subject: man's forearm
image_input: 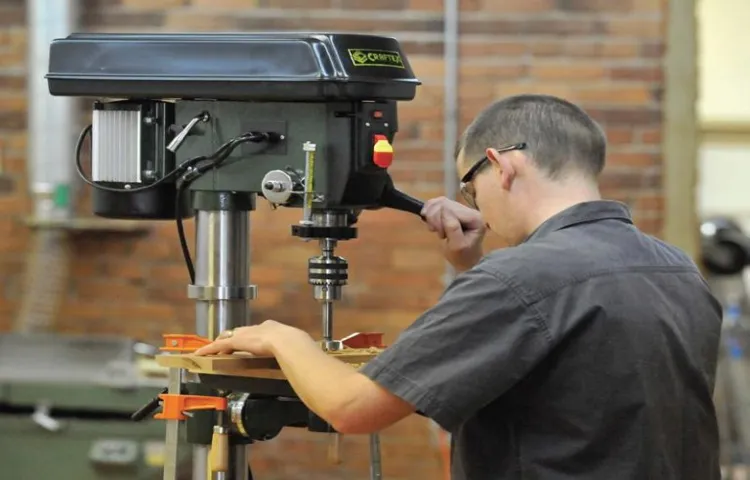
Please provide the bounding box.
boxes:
[269,331,367,428]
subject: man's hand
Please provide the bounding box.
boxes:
[422,196,486,271]
[194,320,312,357]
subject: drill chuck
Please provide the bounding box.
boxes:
[308,256,348,285]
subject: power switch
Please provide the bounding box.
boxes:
[372,134,394,168]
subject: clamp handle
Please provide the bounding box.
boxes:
[131,387,167,422]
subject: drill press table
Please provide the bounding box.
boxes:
[155,347,382,381]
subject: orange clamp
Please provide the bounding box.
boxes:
[161,334,211,353]
[154,394,228,421]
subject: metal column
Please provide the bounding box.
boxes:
[191,205,254,480]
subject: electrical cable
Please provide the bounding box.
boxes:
[174,132,273,284]
[75,124,205,193]
[75,123,275,284]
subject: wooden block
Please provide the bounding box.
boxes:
[155,348,383,380]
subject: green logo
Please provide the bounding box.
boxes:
[348,49,405,68]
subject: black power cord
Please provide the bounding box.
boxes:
[174,132,273,284]
[75,124,207,193]
[75,123,276,284]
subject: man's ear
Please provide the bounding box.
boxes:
[486,147,516,191]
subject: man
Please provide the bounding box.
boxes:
[195,94,723,479]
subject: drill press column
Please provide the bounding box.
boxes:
[189,191,256,480]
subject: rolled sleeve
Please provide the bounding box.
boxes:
[360,266,552,432]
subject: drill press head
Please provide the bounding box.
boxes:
[45,32,423,222]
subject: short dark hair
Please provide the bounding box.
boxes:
[456,94,607,179]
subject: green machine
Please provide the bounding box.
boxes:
[0,333,192,479]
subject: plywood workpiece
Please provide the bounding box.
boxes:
[155,347,382,380]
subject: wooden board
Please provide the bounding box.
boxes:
[155,348,382,380]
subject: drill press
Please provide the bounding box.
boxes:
[46,32,424,479]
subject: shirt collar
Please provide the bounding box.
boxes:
[524,200,634,243]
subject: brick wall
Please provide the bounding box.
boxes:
[0,0,668,478]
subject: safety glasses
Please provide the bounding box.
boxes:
[459,143,527,209]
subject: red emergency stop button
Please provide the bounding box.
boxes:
[373,134,393,168]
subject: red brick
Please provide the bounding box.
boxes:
[530,62,606,80]
[558,0,634,11]
[632,0,663,11]
[0,48,24,69]
[398,106,444,123]
[1,132,26,153]
[340,0,405,8]
[407,0,443,10]
[461,18,600,36]
[0,7,24,27]
[459,63,527,80]
[481,0,555,11]
[639,127,662,144]
[408,56,444,79]
[609,66,664,82]
[531,41,564,57]
[420,123,445,141]
[191,0,258,6]
[459,40,528,57]
[122,0,188,9]
[574,86,654,105]
[0,74,24,90]
[401,40,444,56]
[263,0,329,6]
[608,152,661,167]
[163,11,240,30]
[554,41,640,59]
[598,42,640,58]
[634,217,662,235]
[459,0,482,9]
[599,167,661,190]
[1,153,24,174]
[0,193,27,215]
[606,128,634,145]
[74,279,143,300]
[607,18,663,38]
[238,16,442,33]
[493,82,574,100]
[634,194,664,211]
[83,10,165,28]
[391,247,444,269]
[587,107,662,126]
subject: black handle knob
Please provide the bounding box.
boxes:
[130,387,167,422]
[379,180,425,219]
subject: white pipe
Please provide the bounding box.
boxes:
[442,0,460,285]
[27,0,78,220]
[433,0,460,471]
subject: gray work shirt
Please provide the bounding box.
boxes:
[360,200,722,480]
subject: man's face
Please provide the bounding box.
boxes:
[457,145,527,247]
[457,151,509,240]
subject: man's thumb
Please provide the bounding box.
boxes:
[443,212,464,243]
